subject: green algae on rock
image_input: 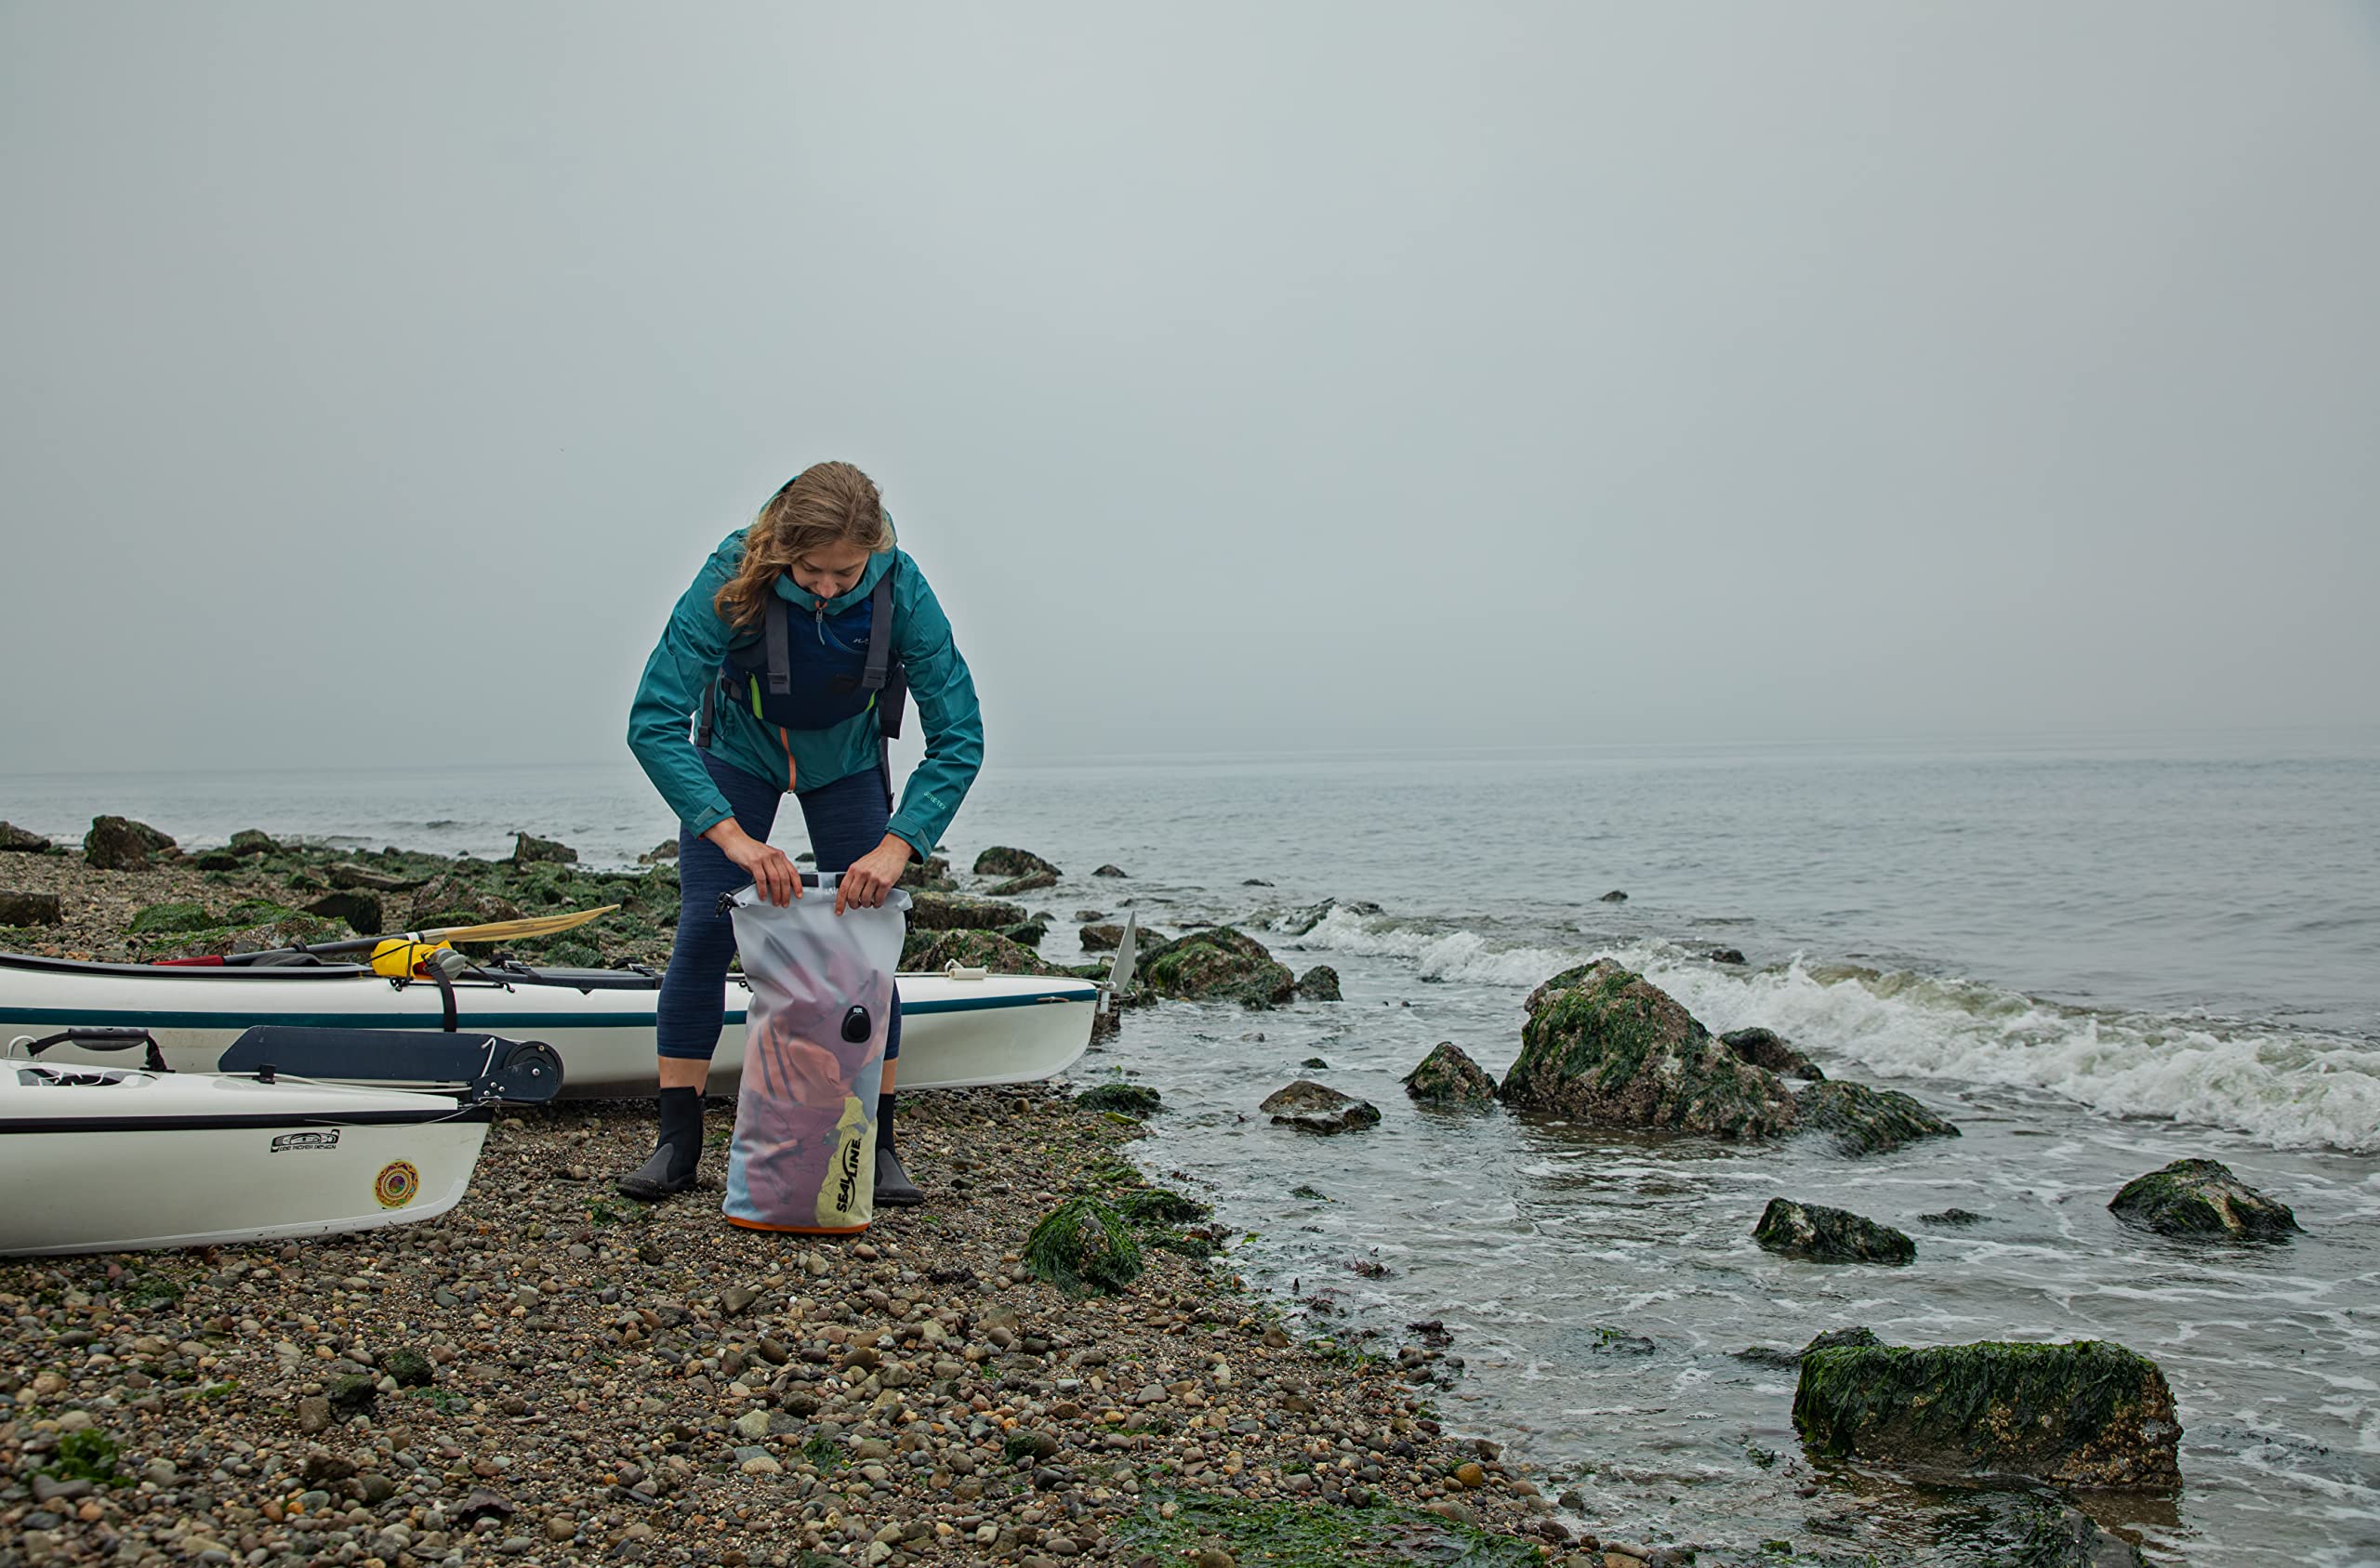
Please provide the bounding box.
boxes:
[1500,959,1800,1138]
[987,869,1059,897]
[1020,1195,1144,1296]
[1076,1082,1164,1117]
[1792,1334,2182,1490]
[1139,925,1298,1008]
[2109,1157,2301,1242]
[1112,1487,1548,1568]
[1402,1042,1501,1107]
[1794,1079,1959,1156]
[1720,1025,1823,1079]
[973,846,1059,879]
[126,900,218,936]
[905,890,1029,932]
[1260,1079,1382,1133]
[1295,964,1342,1001]
[84,815,175,870]
[901,927,1077,978]
[509,831,577,865]
[1754,1198,1916,1265]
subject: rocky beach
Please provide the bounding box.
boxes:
[0,820,1587,1568]
[3,791,2372,1566]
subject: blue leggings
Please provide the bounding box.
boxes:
[657,753,903,1065]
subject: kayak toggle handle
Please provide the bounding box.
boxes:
[14,1027,170,1073]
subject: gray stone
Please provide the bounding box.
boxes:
[0,889,62,926]
[1260,1079,1381,1134]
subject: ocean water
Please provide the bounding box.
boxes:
[7,731,2378,1562]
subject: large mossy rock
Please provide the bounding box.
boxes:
[1021,1196,1142,1296]
[897,855,955,892]
[406,877,524,929]
[906,892,1028,933]
[1260,1079,1382,1133]
[1499,959,1800,1138]
[226,829,279,857]
[1754,1198,1915,1265]
[1078,921,1170,953]
[2109,1158,2300,1242]
[1794,1080,1959,1157]
[901,928,1074,979]
[973,846,1057,879]
[126,901,218,936]
[85,815,175,870]
[0,822,54,853]
[1793,1335,2182,1490]
[987,870,1059,897]
[1138,926,1296,1008]
[1720,1026,1822,1079]
[1403,1043,1499,1107]
[510,831,577,865]
[1294,965,1342,1001]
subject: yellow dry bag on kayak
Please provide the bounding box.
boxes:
[721,877,908,1234]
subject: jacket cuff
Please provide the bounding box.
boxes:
[683,802,735,839]
[885,820,934,863]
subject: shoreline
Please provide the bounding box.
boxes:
[1,824,1620,1567]
[4,1090,1602,1567]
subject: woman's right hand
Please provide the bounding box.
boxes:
[704,819,801,906]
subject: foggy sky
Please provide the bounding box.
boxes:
[4,2,2376,774]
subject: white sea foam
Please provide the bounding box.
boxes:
[1283,904,2380,1153]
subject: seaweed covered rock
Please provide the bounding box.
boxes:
[637,839,680,864]
[1078,921,1169,953]
[1754,1198,1915,1265]
[1500,959,1800,1138]
[1795,1080,1959,1156]
[126,901,218,936]
[226,828,279,856]
[1001,916,1051,948]
[0,822,54,853]
[906,891,1029,933]
[973,846,1058,879]
[1260,1079,1381,1133]
[0,889,62,926]
[1720,1026,1822,1079]
[1021,1196,1143,1295]
[1110,1186,1210,1225]
[1295,965,1342,1001]
[510,831,577,865]
[988,870,1059,897]
[901,928,1075,979]
[326,861,416,892]
[406,878,523,928]
[1139,926,1297,1008]
[85,815,175,870]
[1403,1043,1500,1107]
[303,890,383,936]
[1076,1082,1162,1117]
[1792,1335,2182,1490]
[1092,863,1128,877]
[2109,1158,2301,1242]
[1966,1493,2149,1568]
[897,854,955,891]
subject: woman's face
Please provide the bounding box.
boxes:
[786,540,874,604]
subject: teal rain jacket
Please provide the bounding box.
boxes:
[627,531,983,860]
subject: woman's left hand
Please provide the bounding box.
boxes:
[837,835,914,914]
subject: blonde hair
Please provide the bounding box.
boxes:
[714,461,896,628]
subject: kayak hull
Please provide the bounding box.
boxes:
[0,1067,489,1256]
[0,955,1097,1096]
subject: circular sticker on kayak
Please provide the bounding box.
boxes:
[374,1161,420,1209]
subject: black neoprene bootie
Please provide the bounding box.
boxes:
[616,1087,702,1200]
[873,1091,923,1208]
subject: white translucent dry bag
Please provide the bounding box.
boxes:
[722,877,908,1234]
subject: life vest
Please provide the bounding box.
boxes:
[696,564,907,749]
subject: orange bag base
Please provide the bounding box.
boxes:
[724,1217,869,1236]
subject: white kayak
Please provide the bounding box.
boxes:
[0,1062,493,1256]
[0,953,1099,1097]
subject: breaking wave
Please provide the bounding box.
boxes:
[1279,904,2380,1153]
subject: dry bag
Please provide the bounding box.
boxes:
[722,876,909,1233]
